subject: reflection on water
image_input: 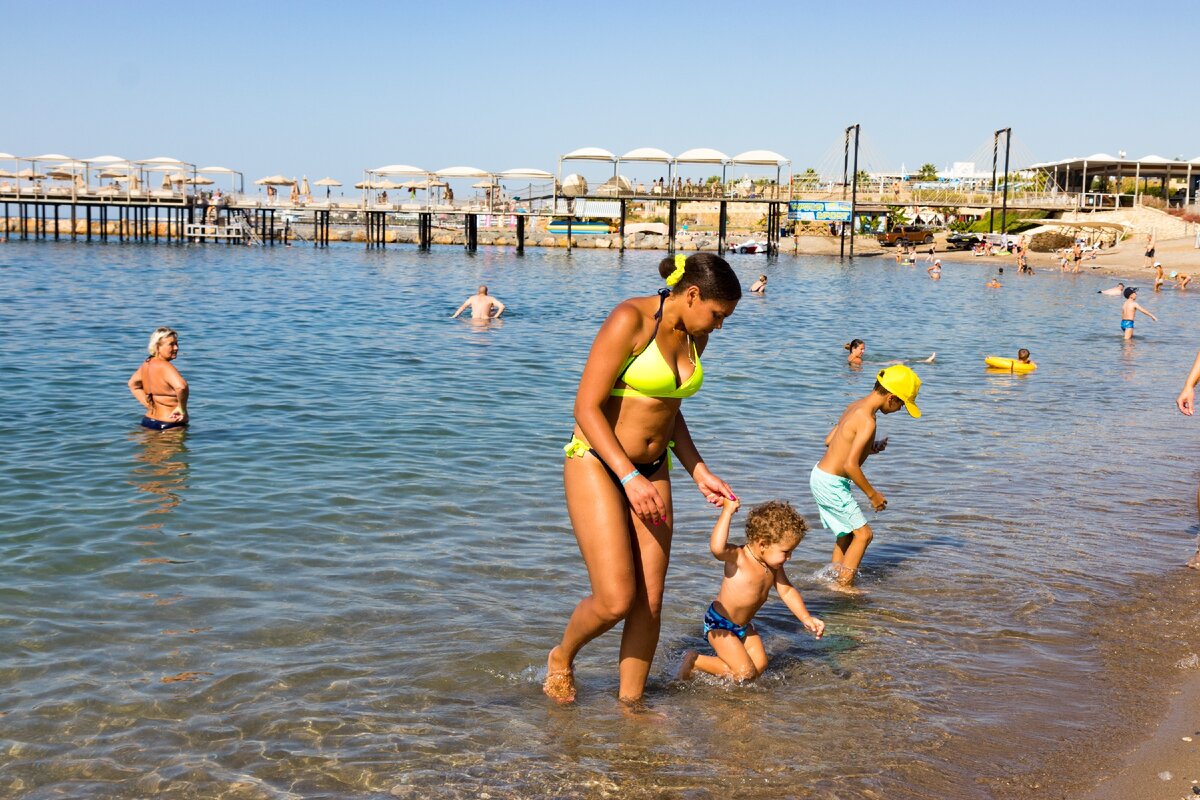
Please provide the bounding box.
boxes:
[1,242,1200,798]
[128,426,189,515]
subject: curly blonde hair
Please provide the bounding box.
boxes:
[745,500,808,546]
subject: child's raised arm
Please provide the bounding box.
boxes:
[774,569,824,638]
[843,414,886,511]
[709,497,741,562]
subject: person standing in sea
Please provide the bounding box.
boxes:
[128,327,189,430]
[544,253,741,706]
[1176,351,1200,568]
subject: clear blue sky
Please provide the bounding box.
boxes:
[5,0,1194,186]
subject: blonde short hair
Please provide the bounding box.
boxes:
[147,326,178,356]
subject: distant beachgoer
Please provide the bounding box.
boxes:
[811,365,922,591]
[544,253,741,705]
[986,277,1002,288]
[925,245,936,263]
[1174,350,1200,569]
[676,497,824,683]
[750,274,767,293]
[1144,234,1156,268]
[451,285,506,319]
[1179,273,1192,291]
[1121,287,1157,339]
[1155,264,1165,292]
[927,259,942,280]
[128,327,189,431]
[1098,282,1125,296]
[1071,243,1082,273]
[1017,348,1032,365]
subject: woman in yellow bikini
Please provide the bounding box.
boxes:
[544,253,741,705]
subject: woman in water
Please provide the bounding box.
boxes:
[128,327,189,430]
[845,338,866,366]
[545,254,741,705]
[845,338,934,368]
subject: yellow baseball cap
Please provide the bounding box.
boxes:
[877,365,922,418]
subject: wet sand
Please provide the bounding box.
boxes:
[1088,670,1200,800]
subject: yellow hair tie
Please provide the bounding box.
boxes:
[666,254,687,287]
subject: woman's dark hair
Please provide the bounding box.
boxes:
[658,253,742,302]
[844,338,865,351]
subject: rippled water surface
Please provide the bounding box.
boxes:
[2,241,1200,799]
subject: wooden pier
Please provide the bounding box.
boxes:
[1,187,1091,255]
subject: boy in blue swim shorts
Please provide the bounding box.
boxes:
[1121,287,1156,340]
[677,497,824,683]
[811,365,922,592]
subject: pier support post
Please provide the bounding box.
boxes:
[566,216,573,251]
[516,215,525,254]
[53,205,60,241]
[465,214,477,251]
[619,199,626,253]
[718,201,727,255]
[667,200,677,253]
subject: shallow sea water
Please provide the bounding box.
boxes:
[2,240,1200,799]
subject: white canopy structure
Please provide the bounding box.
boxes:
[675,148,729,164]
[497,168,554,181]
[1029,152,1200,205]
[731,149,788,166]
[620,147,673,163]
[371,164,426,176]
[559,147,618,187]
[561,147,617,161]
[434,166,490,179]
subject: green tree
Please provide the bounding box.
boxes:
[885,205,911,229]
[915,163,939,181]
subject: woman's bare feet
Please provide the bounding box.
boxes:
[675,650,699,681]
[543,646,576,704]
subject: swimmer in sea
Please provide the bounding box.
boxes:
[845,338,934,367]
[1121,287,1157,340]
[750,274,767,294]
[1098,283,1125,296]
[128,327,189,431]
[845,338,865,366]
[927,259,942,280]
[1017,348,1032,365]
[986,277,1002,288]
[1154,264,1165,292]
[451,285,506,319]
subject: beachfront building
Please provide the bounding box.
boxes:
[1031,153,1200,210]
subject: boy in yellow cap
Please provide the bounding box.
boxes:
[810,365,921,592]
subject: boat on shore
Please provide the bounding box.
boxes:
[547,219,612,236]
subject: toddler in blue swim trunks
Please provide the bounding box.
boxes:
[677,497,824,683]
[811,364,921,592]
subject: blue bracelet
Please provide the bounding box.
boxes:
[619,469,640,486]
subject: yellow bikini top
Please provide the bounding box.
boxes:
[610,289,704,400]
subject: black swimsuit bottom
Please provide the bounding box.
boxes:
[589,449,668,484]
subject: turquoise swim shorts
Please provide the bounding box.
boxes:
[809,464,868,537]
